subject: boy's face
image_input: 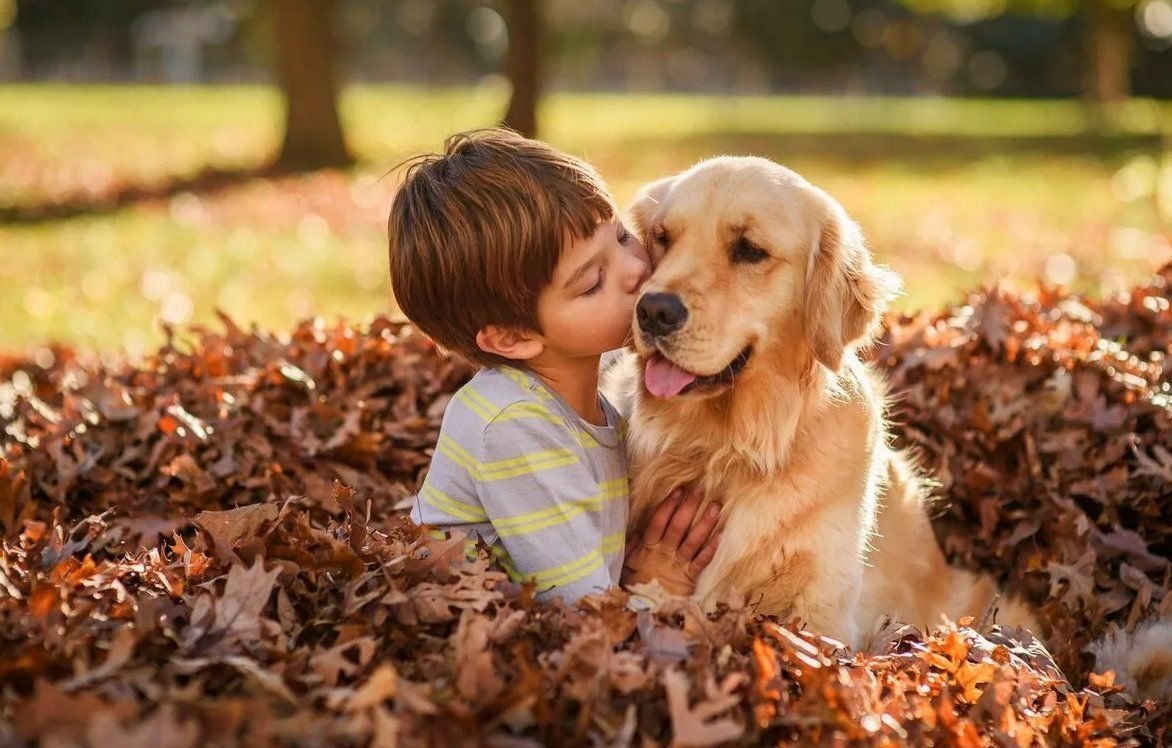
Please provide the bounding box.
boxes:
[535,217,650,359]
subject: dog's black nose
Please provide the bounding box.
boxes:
[637,293,688,337]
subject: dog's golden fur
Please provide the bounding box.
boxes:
[604,156,1037,646]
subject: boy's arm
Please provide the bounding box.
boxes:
[411,444,489,531]
[411,394,491,533]
[476,413,621,603]
[411,470,488,533]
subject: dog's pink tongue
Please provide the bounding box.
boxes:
[644,354,697,399]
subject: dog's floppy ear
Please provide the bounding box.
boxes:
[627,174,677,248]
[804,199,901,372]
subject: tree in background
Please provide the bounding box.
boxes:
[13,0,155,77]
[900,0,1138,107]
[501,0,541,137]
[1081,0,1133,104]
[271,0,351,170]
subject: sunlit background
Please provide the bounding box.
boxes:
[1,0,1170,361]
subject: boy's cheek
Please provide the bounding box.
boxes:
[626,238,652,268]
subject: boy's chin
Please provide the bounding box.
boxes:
[583,337,633,358]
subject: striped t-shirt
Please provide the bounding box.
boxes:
[410,364,630,603]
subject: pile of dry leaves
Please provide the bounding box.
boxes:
[1,266,1170,746]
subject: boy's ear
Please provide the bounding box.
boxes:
[475,324,544,361]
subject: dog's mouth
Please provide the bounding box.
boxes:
[643,346,753,399]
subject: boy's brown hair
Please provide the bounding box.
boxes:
[388,128,617,368]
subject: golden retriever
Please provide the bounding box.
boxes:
[604,156,1038,647]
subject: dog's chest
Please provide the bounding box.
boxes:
[626,422,710,520]
[626,416,797,529]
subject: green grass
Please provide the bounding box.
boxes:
[1,84,1170,357]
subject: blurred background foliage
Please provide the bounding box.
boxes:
[5,0,1172,98]
[0,0,1169,359]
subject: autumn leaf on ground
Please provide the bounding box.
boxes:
[663,667,745,747]
[184,557,280,650]
[2,266,1170,746]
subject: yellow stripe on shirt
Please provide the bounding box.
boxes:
[455,387,498,423]
[458,387,561,426]
[531,548,604,590]
[490,544,524,581]
[459,387,604,447]
[475,446,573,472]
[494,479,628,537]
[419,484,489,523]
[436,435,480,476]
[438,435,580,482]
[500,367,553,401]
[494,401,564,426]
[529,530,626,590]
[601,529,625,556]
[479,449,579,481]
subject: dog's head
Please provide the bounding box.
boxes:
[628,156,900,400]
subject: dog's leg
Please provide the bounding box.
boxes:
[861,452,1043,638]
[785,504,867,647]
[695,497,868,647]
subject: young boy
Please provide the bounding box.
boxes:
[387,129,720,603]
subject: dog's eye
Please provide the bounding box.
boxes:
[652,226,670,249]
[731,237,769,264]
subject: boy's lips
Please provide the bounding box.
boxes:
[643,347,753,398]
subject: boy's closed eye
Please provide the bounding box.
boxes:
[581,223,636,296]
[568,220,644,298]
[582,270,604,296]
[618,223,651,267]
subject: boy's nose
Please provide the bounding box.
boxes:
[634,258,651,289]
[637,292,688,337]
[626,248,652,291]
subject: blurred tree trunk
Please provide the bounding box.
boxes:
[502,0,541,137]
[272,0,352,170]
[1082,0,1132,109]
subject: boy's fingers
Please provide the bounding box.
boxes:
[677,502,720,561]
[624,530,644,562]
[643,488,683,545]
[689,532,721,576]
[663,486,702,547]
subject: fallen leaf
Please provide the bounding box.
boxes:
[663,667,744,747]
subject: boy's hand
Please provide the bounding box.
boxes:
[621,485,721,596]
